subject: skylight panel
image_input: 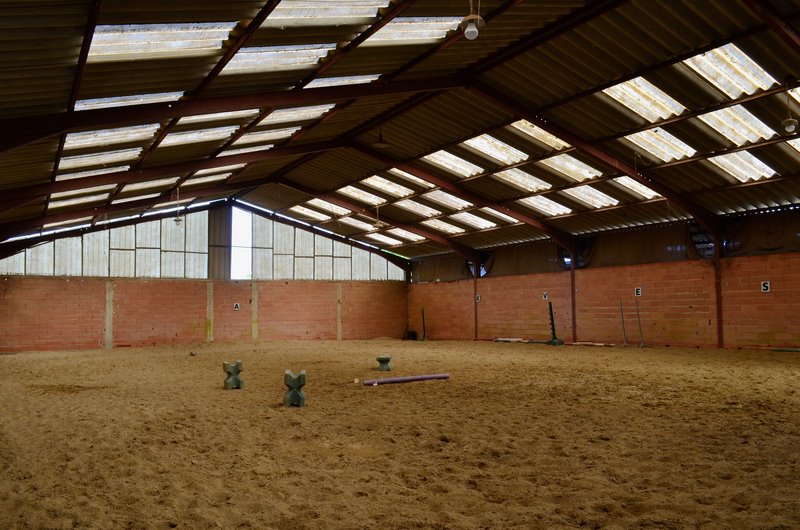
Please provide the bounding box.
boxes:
[361,176,413,197]
[387,228,425,242]
[682,43,777,99]
[307,198,351,216]
[614,177,660,200]
[194,164,245,176]
[338,217,375,231]
[337,186,386,206]
[560,185,619,208]
[463,134,528,165]
[421,218,465,235]
[518,196,572,216]
[89,23,234,62]
[50,184,116,199]
[361,17,462,46]
[788,138,800,155]
[289,205,331,222]
[178,109,260,125]
[59,148,142,170]
[385,168,434,188]
[180,174,230,187]
[232,127,300,146]
[494,168,551,192]
[624,127,696,162]
[272,1,388,21]
[55,166,130,181]
[304,74,381,88]
[603,77,686,122]
[510,120,570,150]
[450,212,497,230]
[696,105,775,146]
[122,177,180,192]
[221,44,336,75]
[481,208,518,224]
[259,104,335,126]
[43,217,93,229]
[366,233,403,245]
[112,193,161,205]
[539,154,602,182]
[422,190,472,211]
[64,124,160,150]
[74,91,184,111]
[791,88,800,104]
[160,126,239,147]
[394,199,441,218]
[48,193,110,210]
[422,151,483,178]
[707,151,776,183]
[222,145,273,157]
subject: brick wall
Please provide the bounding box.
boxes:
[213,281,253,342]
[342,281,408,339]
[407,280,474,339]
[258,281,338,340]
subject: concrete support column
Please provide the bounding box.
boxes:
[104,281,114,349]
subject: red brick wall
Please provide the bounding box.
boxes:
[407,280,474,339]
[258,281,338,339]
[213,281,253,342]
[342,281,408,339]
[0,277,105,351]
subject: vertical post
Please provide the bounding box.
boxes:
[473,268,479,340]
[206,282,214,342]
[570,257,577,344]
[104,281,114,349]
[714,241,724,348]
[336,282,343,341]
[251,282,259,340]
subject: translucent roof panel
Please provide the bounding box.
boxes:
[289,205,331,222]
[422,151,483,178]
[603,77,686,122]
[421,190,472,211]
[221,44,336,75]
[463,134,528,165]
[387,227,426,242]
[112,193,160,205]
[682,43,777,99]
[449,212,497,230]
[480,207,518,224]
[624,127,697,162]
[788,138,800,155]
[50,184,117,199]
[539,154,602,182]
[510,120,570,150]
[394,199,441,218]
[222,145,273,157]
[122,177,180,192]
[613,176,661,200]
[494,168,551,192]
[337,186,386,206]
[59,148,142,171]
[518,195,572,216]
[696,105,775,146]
[271,1,388,24]
[178,109,260,125]
[560,185,619,209]
[361,176,413,197]
[365,233,403,246]
[64,124,161,150]
[421,218,465,235]
[304,74,381,88]
[231,126,300,146]
[194,163,245,176]
[48,193,110,210]
[385,168,435,188]
[361,17,461,47]
[88,23,234,62]
[259,104,336,126]
[707,151,776,183]
[791,88,800,105]
[74,91,183,111]
[55,165,130,182]
[160,126,239,147]
[180,174,230,187]
[43,217,93,229]
[338,216,375,231]
[307,198,351,216]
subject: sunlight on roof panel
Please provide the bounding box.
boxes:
[385,168,434,188]
[421,218,465,235]
[50,184,116,199]
[271,1,388,24]
[494,168,551,192]
[707,151,776,183]
[289,205,331,222]
[64,124,161,150]
[122,177,180,192]
[624,127,697,162]
[361,17,461,46]
[223,144,275,157]
[791,88,800,104]
[221,44,336,75]
[422,190,472,211]
[43,217,93,229]
[194,164,245,176]
[338,216,375,231]
[387,227,425,242]
[259,104,335,126]
[539,154,602,182]
[561,185,619,208]
[180,174,230,187]
[422,151,483,178]
[480,207,518,224]
[787,138,800,155]
[74,91,184,111]
[361,175,413,197]
[518,195,572,216]
[89,23,234,62]
[160,126,239,147]
[697,105,775,146]
[337,186,386,206]
[450,212,496,230]
[682,43,777,99]
[307,198,351,216]
[59,148,142,170]
[510,120,570,150]
[463,134,528,165]
[614,176,660,199]
[179,109,260,125]
[55,165,130,182]
[603,77,686,122]
[394,199,441,218]
[112,193,160,205]
[232,127,300,146]
[304,74,381,88]
[48,193,110,210]
[366,233,403,245]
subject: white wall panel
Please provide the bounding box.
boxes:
[315,235,332,256]
[273,254,294,280]
[352,248,370,280]
[136,220,160,248]
[25,242,53,275]
[186,211,208,253]
[0,253,25,274]
[388,263,405,281]
[161,251,184,278]
[110,249,135,277]
[83,231,109,277]
[136,248,160,277]
[370,253,387,280]
[295,229,314,257]
[274,223,294,254]
[185,253,207,279]
[252,248,273,280]
[110,225,135,249]
[253,215,273,249]
[161,218,185,252]
[314,256,332,280]
[294,256,314,280]
[333,241,351,257]
[333,257,351,280]
[54,237,82,276]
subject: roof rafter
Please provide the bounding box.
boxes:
[742,0,800,55]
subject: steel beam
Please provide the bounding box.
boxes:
[742,0,800,55]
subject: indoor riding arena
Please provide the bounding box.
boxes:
[1,1,799,529]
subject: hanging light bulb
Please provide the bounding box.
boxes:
[460,1,485,41]
[464,20,479,40]
[783,84,798,134]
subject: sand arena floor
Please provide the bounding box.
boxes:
[1,340,799,529]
